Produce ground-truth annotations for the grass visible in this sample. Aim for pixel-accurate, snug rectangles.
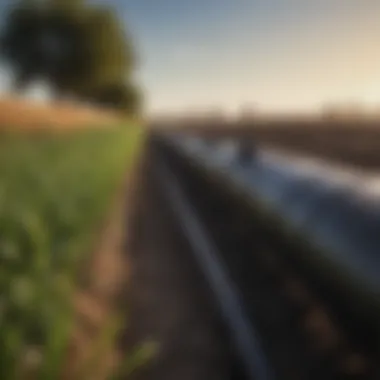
[0,125,145,379]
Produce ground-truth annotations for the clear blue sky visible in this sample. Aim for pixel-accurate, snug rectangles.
[2,0,380,114]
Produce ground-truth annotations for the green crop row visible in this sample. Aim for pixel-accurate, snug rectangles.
[0,126,144,380]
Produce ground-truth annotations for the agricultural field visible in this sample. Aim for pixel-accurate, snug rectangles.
[0,98,119,131]
[0,125,145,380]
[173,118,380,169]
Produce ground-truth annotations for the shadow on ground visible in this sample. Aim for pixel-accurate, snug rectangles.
[118,142,232,380]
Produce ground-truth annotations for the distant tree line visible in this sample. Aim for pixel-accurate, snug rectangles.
[0,0,141,114]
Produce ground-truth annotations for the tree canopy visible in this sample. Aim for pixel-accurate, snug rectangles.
[0,0,141,114]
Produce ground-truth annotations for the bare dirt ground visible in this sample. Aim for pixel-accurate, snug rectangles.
[119,145,231,380]
[64,161,138,380]
[0,97,119,130]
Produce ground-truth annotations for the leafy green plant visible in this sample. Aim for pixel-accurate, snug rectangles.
[0,126,144,379]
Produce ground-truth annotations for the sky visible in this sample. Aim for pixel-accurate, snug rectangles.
[2,0,380,114]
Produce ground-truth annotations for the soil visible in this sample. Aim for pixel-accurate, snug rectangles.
[0,97,119,131]
[63,168,134,380]
[119,145,232,380]
[65,142,232,380]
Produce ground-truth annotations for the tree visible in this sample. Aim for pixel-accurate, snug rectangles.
[0,1,44,90]
[90,82,142,115]
[0,0,139,111]
[118,83,142,115]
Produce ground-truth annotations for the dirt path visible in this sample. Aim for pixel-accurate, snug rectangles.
[120,147,231,380]
[64,163,138,380]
